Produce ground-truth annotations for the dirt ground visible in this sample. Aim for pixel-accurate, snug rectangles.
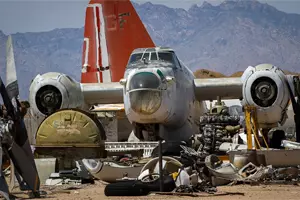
[8,181,300,200]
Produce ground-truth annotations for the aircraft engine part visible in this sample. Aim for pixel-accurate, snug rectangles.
[200,115,240,125]
[82,159,144,183]
[241,64,292,128]
[29,72,84,118]
[139,156,183,180]
[199,114,240,155]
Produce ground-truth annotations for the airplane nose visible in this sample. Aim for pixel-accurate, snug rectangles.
[129,72,160,90]
[129,90,162,115]
[129,72,162,115]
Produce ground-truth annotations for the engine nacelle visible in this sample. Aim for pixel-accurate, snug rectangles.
[241,64,292,128]
[29,72,84,118]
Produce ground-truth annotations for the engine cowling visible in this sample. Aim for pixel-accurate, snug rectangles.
[241,64,291,128]
[29,72,84,118]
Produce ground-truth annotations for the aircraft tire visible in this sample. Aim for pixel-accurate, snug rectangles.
[104,180,150,196]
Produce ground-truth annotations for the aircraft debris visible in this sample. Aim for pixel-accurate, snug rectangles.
[281,140,300,149]
[45,160,94,186]
[198,99,241,156]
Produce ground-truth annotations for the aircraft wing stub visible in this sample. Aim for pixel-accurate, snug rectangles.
[90,103,125,112]
[194,77,243,101]
[81,82,124,105]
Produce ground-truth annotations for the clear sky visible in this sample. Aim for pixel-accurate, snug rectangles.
[0,0,300,34]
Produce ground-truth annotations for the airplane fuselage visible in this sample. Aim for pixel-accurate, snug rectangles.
[121,47,207,142]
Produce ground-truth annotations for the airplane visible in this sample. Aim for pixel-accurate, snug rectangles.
[26,0,298,145]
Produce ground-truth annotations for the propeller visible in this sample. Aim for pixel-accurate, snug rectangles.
[0,35,40,198]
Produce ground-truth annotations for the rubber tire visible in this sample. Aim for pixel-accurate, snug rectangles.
[104,180,150,196]
[104,175,176,196]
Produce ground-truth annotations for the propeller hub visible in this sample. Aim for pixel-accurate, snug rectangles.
[44,93,56,105]
[36,85,62,115]
[251,77,278,107]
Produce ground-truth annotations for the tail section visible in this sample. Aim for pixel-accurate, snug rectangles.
[81,0,155,83]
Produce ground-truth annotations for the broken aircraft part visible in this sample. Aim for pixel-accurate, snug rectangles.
[36,108,106,146]
[34,108,107,170]
[256,149,300,167]
[34,158,58,184]
[82,158,145,183]
[281,139,300,149]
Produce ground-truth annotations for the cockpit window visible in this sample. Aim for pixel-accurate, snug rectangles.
[128,52,150,64]
[151,52,158,60]
[143,53,150,61]
[127,50,180,69]
[157,52,174,63]
[129,53,143,63]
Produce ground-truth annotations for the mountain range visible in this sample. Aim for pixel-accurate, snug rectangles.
[1,0,300,99]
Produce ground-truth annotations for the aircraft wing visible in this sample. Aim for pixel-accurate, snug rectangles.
[81,82,124,105]
[81,77,243,105]
[194,77,243,101]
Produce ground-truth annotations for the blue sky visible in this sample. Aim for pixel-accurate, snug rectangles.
[0,0,300,34]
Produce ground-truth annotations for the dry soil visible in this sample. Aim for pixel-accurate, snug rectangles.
[8,181,300,200]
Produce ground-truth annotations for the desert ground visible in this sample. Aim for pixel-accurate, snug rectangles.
[8,181,300,200]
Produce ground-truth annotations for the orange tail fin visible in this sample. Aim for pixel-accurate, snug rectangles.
[81,0,155,83]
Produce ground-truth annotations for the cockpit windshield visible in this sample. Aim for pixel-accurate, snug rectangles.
[128,51,178,67]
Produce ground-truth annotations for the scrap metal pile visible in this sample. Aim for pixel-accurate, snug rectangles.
[103,143,300,197]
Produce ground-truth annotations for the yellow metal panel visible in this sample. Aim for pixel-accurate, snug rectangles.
[36,109,105,147]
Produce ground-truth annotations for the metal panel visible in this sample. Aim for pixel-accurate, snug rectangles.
[257,149,300,167]
[24,111,43,145]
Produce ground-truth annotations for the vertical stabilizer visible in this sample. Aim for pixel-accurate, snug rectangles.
[81,0,155,83]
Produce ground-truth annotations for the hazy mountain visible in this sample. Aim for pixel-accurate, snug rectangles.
[1,0,300,99]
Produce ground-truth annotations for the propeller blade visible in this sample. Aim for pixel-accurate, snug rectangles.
[5,36,37,169]
[1,77,33,165]
[0,176,10,200]
[1,37,40,194]
[9,160,16,192]
[0,77,15,120]
[0,141,10,200]
[14,119,37,168]
[6,140,40,192]
[6,35,19,101]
